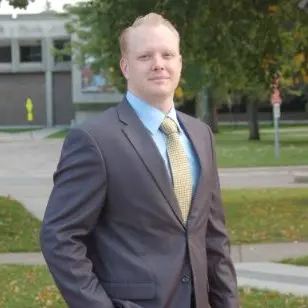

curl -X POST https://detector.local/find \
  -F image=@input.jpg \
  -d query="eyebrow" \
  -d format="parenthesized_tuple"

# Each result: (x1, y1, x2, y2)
(138, 48, 177, 54)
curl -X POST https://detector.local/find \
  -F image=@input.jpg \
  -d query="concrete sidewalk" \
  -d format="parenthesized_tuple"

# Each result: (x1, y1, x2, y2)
(1, 242, 308, 264)
(236, 262, 308, 296)
(0, 127, 66, 141)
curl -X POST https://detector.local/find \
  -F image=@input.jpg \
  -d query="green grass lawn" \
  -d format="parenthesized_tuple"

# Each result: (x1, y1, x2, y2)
(0, 265, 307, 308)
(239, 287, 308, 308)
(223, 188, 308, 244)
(215, 127, 308, 167)
(47, 129, 68, 139)
(1, 188, 308, 252)
(0, 196, 41, 252)
(44, 124, 308, 168)
(280, 256, 308, 266)
(219, 122, 308, 131)
(0, 128, 40, 133)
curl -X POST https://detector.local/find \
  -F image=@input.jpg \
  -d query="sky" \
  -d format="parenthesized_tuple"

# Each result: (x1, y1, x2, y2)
(0, 0, 82, 15)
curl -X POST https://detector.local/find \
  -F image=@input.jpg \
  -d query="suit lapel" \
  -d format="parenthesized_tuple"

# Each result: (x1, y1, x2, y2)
(117, 100, 185, 228)
(177, 112, 209, 215)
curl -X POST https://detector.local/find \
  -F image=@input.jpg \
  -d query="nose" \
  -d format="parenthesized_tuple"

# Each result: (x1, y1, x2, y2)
(152, 55, 164, 71)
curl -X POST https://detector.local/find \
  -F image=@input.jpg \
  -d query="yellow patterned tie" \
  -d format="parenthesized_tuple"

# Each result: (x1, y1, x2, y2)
(160, 117, 193, 223)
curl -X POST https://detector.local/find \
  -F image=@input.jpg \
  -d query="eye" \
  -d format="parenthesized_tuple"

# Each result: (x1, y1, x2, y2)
(139, 54, 151, 60)
(163, 53, 174, 59)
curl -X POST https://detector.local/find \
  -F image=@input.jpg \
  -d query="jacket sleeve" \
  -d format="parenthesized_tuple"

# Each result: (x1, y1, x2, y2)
(205, 126, 239, 308)
(40, 128, 114, 308)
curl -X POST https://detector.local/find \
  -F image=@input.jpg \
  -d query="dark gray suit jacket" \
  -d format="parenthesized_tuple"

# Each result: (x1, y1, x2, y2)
(40, 100, 239, 308)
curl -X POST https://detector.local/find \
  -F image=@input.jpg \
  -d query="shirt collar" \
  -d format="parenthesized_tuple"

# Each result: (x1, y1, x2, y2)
(126, 91, 180, 135)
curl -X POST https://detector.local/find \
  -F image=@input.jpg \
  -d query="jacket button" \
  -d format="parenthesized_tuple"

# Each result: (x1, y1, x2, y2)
(182, 274, 191, 283)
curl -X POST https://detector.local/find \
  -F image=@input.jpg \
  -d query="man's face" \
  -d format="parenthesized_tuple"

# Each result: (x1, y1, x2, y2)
(120, 24, 182, 103)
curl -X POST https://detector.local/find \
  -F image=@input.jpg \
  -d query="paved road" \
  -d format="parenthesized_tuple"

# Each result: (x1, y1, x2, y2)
(1, 139, 308, 181)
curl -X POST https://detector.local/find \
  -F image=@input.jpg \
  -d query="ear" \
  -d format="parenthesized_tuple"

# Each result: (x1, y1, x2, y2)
(179, 54, 183, 71)
(120, 57, 129, 79)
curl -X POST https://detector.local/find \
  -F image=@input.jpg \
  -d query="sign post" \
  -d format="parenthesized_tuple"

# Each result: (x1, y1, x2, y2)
(271, 84, 282, 159)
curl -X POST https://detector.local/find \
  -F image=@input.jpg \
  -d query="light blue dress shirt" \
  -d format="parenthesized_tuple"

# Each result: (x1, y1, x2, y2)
(126, 91, 200, 193)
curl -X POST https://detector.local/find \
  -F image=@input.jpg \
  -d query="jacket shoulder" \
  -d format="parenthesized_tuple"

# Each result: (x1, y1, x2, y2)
(177, 110, 212, 133)
(72, 106, 118, 138)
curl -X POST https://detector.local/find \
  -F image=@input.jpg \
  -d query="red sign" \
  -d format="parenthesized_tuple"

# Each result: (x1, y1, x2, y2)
(271, 89, 282, 105)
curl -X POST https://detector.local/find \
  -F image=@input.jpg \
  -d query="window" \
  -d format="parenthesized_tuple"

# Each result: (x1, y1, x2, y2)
(20, 42, 42, 62)
(53, 39, 71, 63)
(0, 45, 12, 63)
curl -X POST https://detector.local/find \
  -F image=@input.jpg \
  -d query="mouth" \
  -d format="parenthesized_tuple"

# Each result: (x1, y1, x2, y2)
(149, 76, 169, 80)
(149, 77, 169, 82)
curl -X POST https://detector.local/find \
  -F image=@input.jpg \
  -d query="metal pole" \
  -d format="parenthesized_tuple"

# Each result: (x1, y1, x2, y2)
(273, 106, 280, 159)
(271, 72, 281, 159)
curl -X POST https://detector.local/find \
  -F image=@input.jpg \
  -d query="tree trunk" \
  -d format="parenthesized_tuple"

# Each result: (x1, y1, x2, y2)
(208, 93, 219, 133)
(194, 88, 218, 133)
(194, 91, 204, 120)
(246, 96, 260, 140)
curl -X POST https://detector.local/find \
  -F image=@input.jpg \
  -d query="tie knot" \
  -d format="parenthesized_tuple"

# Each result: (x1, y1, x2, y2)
(160, 117, 179, 136)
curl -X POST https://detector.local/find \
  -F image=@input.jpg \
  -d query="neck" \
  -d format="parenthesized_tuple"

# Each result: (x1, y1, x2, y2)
(128, 89, 174, 113)
(148, 97, 174, 114)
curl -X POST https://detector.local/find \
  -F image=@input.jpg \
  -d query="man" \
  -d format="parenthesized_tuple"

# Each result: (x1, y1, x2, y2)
(40, 12, 239, 308)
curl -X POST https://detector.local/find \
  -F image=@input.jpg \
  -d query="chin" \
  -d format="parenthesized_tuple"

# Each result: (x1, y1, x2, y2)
(150, 91, 171, 99)
(150, 86, 172, 96)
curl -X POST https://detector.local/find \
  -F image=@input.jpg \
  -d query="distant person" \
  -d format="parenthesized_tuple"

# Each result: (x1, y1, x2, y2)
(40, 12, 239, 308)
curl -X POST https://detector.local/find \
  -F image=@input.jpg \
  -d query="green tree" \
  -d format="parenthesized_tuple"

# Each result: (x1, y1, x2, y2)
(21, 0, 305, 138)
(64, 1, 307, 101)
(1, 0, 34, 9)
(4, 0, 308, 137)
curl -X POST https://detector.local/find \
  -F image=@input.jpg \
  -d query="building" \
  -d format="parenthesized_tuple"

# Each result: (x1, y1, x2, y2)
(0, 11, 307, 127)
(0, 11, 122, 127)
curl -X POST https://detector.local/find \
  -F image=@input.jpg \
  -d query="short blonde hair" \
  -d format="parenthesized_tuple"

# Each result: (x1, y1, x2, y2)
(119, 13, 180, 55)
